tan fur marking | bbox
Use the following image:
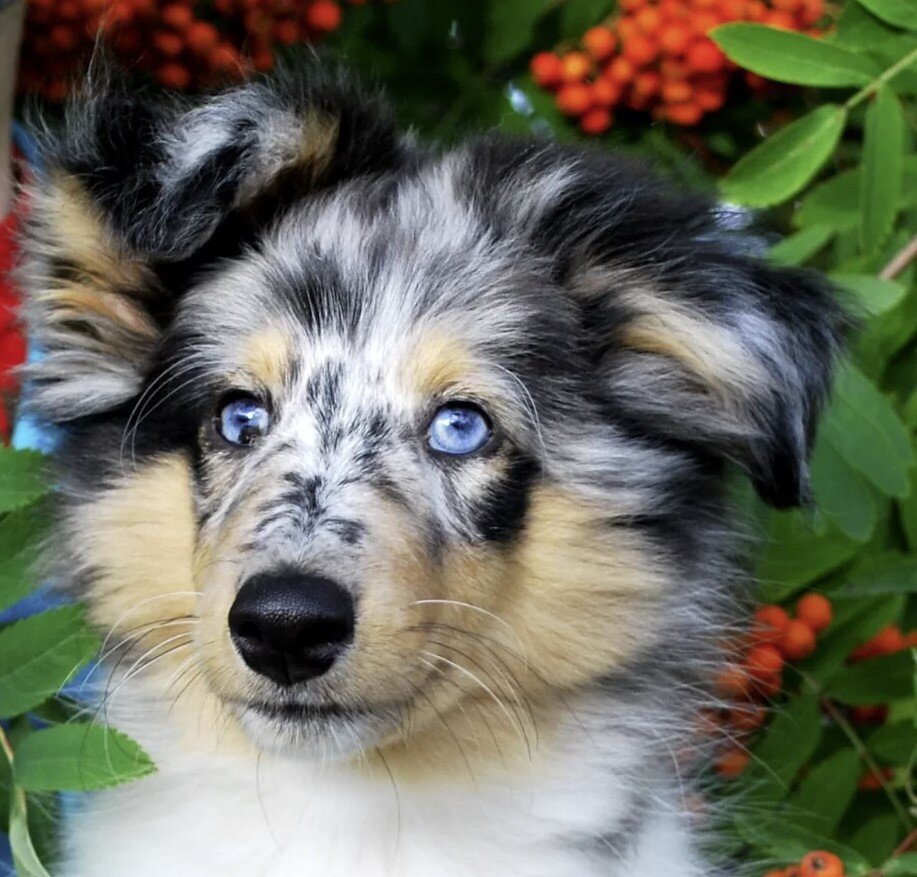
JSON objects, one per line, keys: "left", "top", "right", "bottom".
{"left": 400, "top": 329, "right": 479, "bottom": 399}
{"left": 297, "top": 112, "right": 339, "bottom": 181}
{"left": 241, "top": 327, "right": 293, "bottom": 389}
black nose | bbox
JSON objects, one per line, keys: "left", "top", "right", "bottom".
{"left": 228, "top": 570, "right": 355, "bottom": 685}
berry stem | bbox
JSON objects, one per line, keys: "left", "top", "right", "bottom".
{"left": 844, "top": 46, "right": 917, "bottom": 112}
{"left": 799, "top": 671, "right": 914, "bottom": 833}
{"left": 880, "top": 233, "right": 917, "bottom": 281}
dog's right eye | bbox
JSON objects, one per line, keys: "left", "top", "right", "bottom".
{"left": 216, "top": 394, "right": 270, "bottom": 446}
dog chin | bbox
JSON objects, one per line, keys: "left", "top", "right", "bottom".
{"left": 234, "top": 700, "right": 397, "bottom": 758}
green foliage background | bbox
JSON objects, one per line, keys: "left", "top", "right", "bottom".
{"left": 1, "top": 0, "right": 916, "bottom": 872}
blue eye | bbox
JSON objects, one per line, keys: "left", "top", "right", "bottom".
{"left": 428, "top": 403, "right": 493, "bottom": 456}
{"left": 217, "top": 395, "right": 270, "bottom": 446}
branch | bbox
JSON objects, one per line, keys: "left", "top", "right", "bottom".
{"left": 881, "top": 234, "right": 917, "bottom": 281}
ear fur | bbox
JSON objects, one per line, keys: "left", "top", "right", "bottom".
{"left": 21, "top": 59, "right": 407, "bottom": 422}
{"left": 467, "top": 138, "right": 847, "bottom": 508}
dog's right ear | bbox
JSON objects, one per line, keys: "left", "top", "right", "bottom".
{"left": 22, "top": 62, "right": 404, "bottom": 422}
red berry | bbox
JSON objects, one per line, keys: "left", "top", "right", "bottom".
{"left": 305, "top": 1, "right": 342, "bottom": 33}
{"left": 530, "top": 52, "right": 564, "bottom": 90}
{"left": 623, "top": 34, "right": 658, "bottom": 66}
{"left": 799, "top": 851, "right": 844, "bottom": 877}
{"left": 796, "top": 593, "right": 833, "bottom": 634}
{"left": 716, "top": 748, "right": 749, "bottom": 778}
{"left": 579, "top": 107, "right": 612, "bottom": 135}
{"left": 780, "top": 619, "right": 817, "bottom": 661}
{"left": 555, "top": 83, "right": 593, "bottom": 116}
{"left": 583, "top": 27, "right": 617, "bottom": 61}
{"left": 161, "top": 4, "right": 193, "bottom": 30}
{"left": 186, "top": 21, "right": 219, "bottom": 54}
{"left": 561, "top": 51, "right": 593, "bottom": 83}
{"left": 686, "top": 40, "right": 725, "bottom": 72}
{"left": 156, "top": 62, "right": 191, "bottom": 90}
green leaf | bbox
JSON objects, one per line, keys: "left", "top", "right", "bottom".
{"left": 15, "top": 724, "right": 155, "bottom": 792}
{"left": 0, "top": 606, "right": 100, "bottom": 719}
{"left": 885, "top": 854, "right": 917, "bottom": 876}
{"left": 743, "top": 694, "right": 822, "bottom": 800}
{"left": 824, "top": 650, "right": 914, "bottom": 705}
{"left": 867, "top": 721, "right": 917, "bottom": 764}
{"left": 0, "top": 504, "right": 49, "bottom": 615}
{"left": 769, "top": 225, "right": 835, "bottom": 266}
{"left": 8, "top": 788, "right": 51, "bottom": 877}
{"left": 821, "top": 362, "right": 913, "bottom": 498}
{"left": 720, "top": 106, "right": 847, "bottom": 207}
{"left": 836, "top": 552, "right": 917, "bottom": 596}
{"left": 833, "top": 274, "right": 907, "bottom": 316}
{"left": 711, "top": 24, "right": 879, "bottom": 85}
{"left": 835, "top": 0, "right": 904, "bottom": 48}
{"left": 0, "top": 449, "right": 47, "bottom": 515}
{"left": 757, "top": 511, "right": 858, "bottom": 602}
{"left": 850, "top": 813, "right": 900, "bottom": 866}
{"left": 559, "top": 0, "right": 615, "bottom": 37}
{"left": 485, "top": 0, "right": 554, "bottom": 64}
{"left": 789, "top": 749, "right": 861, "bottom": 835}
{"left": 855, "top": 0, "right": 917, "bottom": 30}
{"left": 811, "top": 436, "right": 878, "bottom": 542}
{"left": 860, "top": 86, "right": 905, "bottom": 253}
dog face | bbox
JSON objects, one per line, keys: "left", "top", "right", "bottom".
{"left": 23, "top": 65, "right": 843, "bottom": 763}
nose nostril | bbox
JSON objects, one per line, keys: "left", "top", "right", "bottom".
{"left": 228, "top": 569, "right": 355, "bottom": 686}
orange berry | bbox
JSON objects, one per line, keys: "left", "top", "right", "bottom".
{"left": 753, "top": 604, "right": 791, "bottom": 645}
{"left": 659, "top": 24, "right": 691, "bottom": 54}
{"left": 250, "top": 46, "right": 275, "bottom": 71}
{"left": 799, "top": 851, "right": 844, "bottom": 877}
{"left": 592, "top": 77, "right": 623, "bottom": 107}
{"left": 606, "top": 56, "right": 636, "bottom": 83}
{"left": 48, "top": 25, "right": 78, "bottom": 52}
{"left": 904, "top": 630, "right": 917, "bottom": 648}
{"left": 156, "top": 62, "right": 191, "bottom": 90}
{"left": 764, "top": 10, "right": 797, "bottom": 28}
{"left": 873, "top": 625, "right": 906, "bottom": 654}
{"left": 305, "top": 0, "right": 342, "bottom": 32}
{"left": 716, "top": 748, "right": 750, "bottom": 778}
{"left": 745, "top": 0, "right": 767, "bottom": 19}
{"left": 273, "top": 18, "right": 302, "bottom": 44}
{"left": 780, "top": 619, "right": 817, "bottom": 661}
{"left": 635, "top": 7, "right": 662, "bottom": 33}
{"left": 686, "top": 40, "right": 725, "bottom": 72}
{"left": 796, "top": 593, "right": 833, "bottom": 634}
{"left": 718, "top": 0, "right": 747, "bottom": 18}
{"left": 186, "top": 21, "right": 219, "bottom": 54}
{"left": 153, "top": 30, "right": 184, "bottom": 57}
{"left": 555, "top": 83, "right": 593, "bottom": 116}
{"left": 661, "top": 79, "right": 693, "bottom": 103}
{"left": 691, "top": 10, "right": 721, "bottom": 34}
{"left": 772, "top": 0, "right": 802, "bottom": 12}
{"left": 160, "top": 3, "right": 192, "bottom": 30}
{"left": 751, "top": 669, "right": 783, "bottom": 700}
{"left": 695, "top": 87, "right": 725, "bottom": 111}
{"left": 561, "top": 51, "right": 593, "bottom": 83}
{"left": 746, "top": 644, "right": 785, "bottom": 678}
{"left": 617, "top": 17, "right": 640, "bottom": 42}
{"left": 714, "top": 664, "right": 750, "bottom": 698}
{"left": 623, "top": 34, "right": 658, "bottom": 65}
{"left": 620, "top": 0, "right": 645, "bottom": 10}
{"left": 664, "top": 101, "right": 704, "bottom": 125}
{"left": 800, "top": 0, "right": 824, "bottom": 25}
{"left": 764, "top": 870, "right": 787, "bottom": 877}
{"left": 530, "top": 52, "right": 565, "bottom": 90}
{"left": 730, "top": 703, "right": 766, "bottom": 732}
{"left": 210, "top": 42, "right": 242, "bottom": 73}
{"left": 633, "top": 70, "right": 661, "bottom": 97}
{"left": 579, "top": 108, "right": 612, "bottom": 135}
{"left": 583, "top": 26, "right": 617, "bottom": 61}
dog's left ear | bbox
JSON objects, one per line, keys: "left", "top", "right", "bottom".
{"left": 472, "top": 139, "right": 847, "bottom": 508}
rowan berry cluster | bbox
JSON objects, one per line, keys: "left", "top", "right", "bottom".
{"left": 18, "top": 0, "right": 362, "bottom": 102}
{"left": 845, "top": 624, "right": 917, "bottom": 727}
{"left": 529, "top": 0, "right": 825, "bottom": 134}
{"left": 766, "top": 850, "right": 846, "bottom": 877}
{"left": 713, "top": 593, "right": 833, "bottom": 778}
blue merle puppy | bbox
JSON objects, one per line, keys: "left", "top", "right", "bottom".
{"left": 21, "top": 62, "right": 843, "bottom": 877}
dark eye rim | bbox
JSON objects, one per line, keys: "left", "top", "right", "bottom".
{"left": 212, "top": 389, "right": 272, "bottom": 449}
{"left": 426, "top": 399, "right": 501, "bottom": 459}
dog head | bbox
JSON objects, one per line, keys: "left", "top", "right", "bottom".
{"left": 24, "top": 64, "right": 844, "bottom": 764}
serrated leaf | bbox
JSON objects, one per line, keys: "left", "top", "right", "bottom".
{"left": 856, "top": 0, "right": 917, "bottom": 30}
{"left": 8, "top": 788, "right": 51, "bottom": 877}
{"left": 860, "top": 86, "right": 905, "bottom": 253}
{"left": 822, "top": 362, "right": 913, "bottom": 497}
{"left": 833, "top": 274, "right": 907, "bottom": 315}
{"left": 758, "top": 511, "right": 858, "bottom": 602}
{"left": 769, "top": 225, "right": 835, "bottom": 266}
{"left": 811, "top": 436, "right": 878, "bottom": 542}
{"left": 824, "top": 650, "right": 914, "bottom": 704}
{"left": 712, "top": 24, "right": 879, "bottom": 85}
{"left": 836, "top": 552, "right": 917, "bottom": 596}
{"left": 789, "top": 749, "right": 860, "bottom": 835}
{"left": 0, "top": 606, "right": 100, "bottom": 719}
{"left": 743, "top": 694, "right": 821, "bottom": 799}
{"left": 720, "top": 106, "right": 847, "bottom": 207}
{"left": 0, "top": 504, "right": 50, "bottom": 615}
{"left": 15, "top": 724, "right": 155, "bottom": 792}
{"left": 559, "top": 0, "right": 615, "bottom": 37}
{"left": 485, "top": 0, "right": 554, "bottom": 64}
{"left": 867, "top": 721, "right": 917, "bottom": 765}
{"left": 0, "top": 449, "right": 47, "bottom": 515}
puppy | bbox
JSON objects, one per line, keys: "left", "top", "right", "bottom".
{"left": 21, "top": 63, "right": 843, "bottom": 876}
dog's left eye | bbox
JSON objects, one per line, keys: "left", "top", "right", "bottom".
{"left": 428, "top": 403, "right": 492, "bottom": 456}
{"left": 217, "top": 395, "right": 270, "bottom": 446}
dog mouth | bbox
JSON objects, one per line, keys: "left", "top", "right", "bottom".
{"left": 245, "top": 700, "right": 372, "bottom": 724}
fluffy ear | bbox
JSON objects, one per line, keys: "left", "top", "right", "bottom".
{"left": 470, "top": 139, "right": 847, "bottom": 508}
{"left": 21, "top": 61, "right": 406, "bottom": 423}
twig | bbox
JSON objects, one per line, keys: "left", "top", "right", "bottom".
{"left": 881, "top": 234, "right": 917, "bottom": 281}
{"left": 845, "top": 47, "right": 917, "bottom": 111}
